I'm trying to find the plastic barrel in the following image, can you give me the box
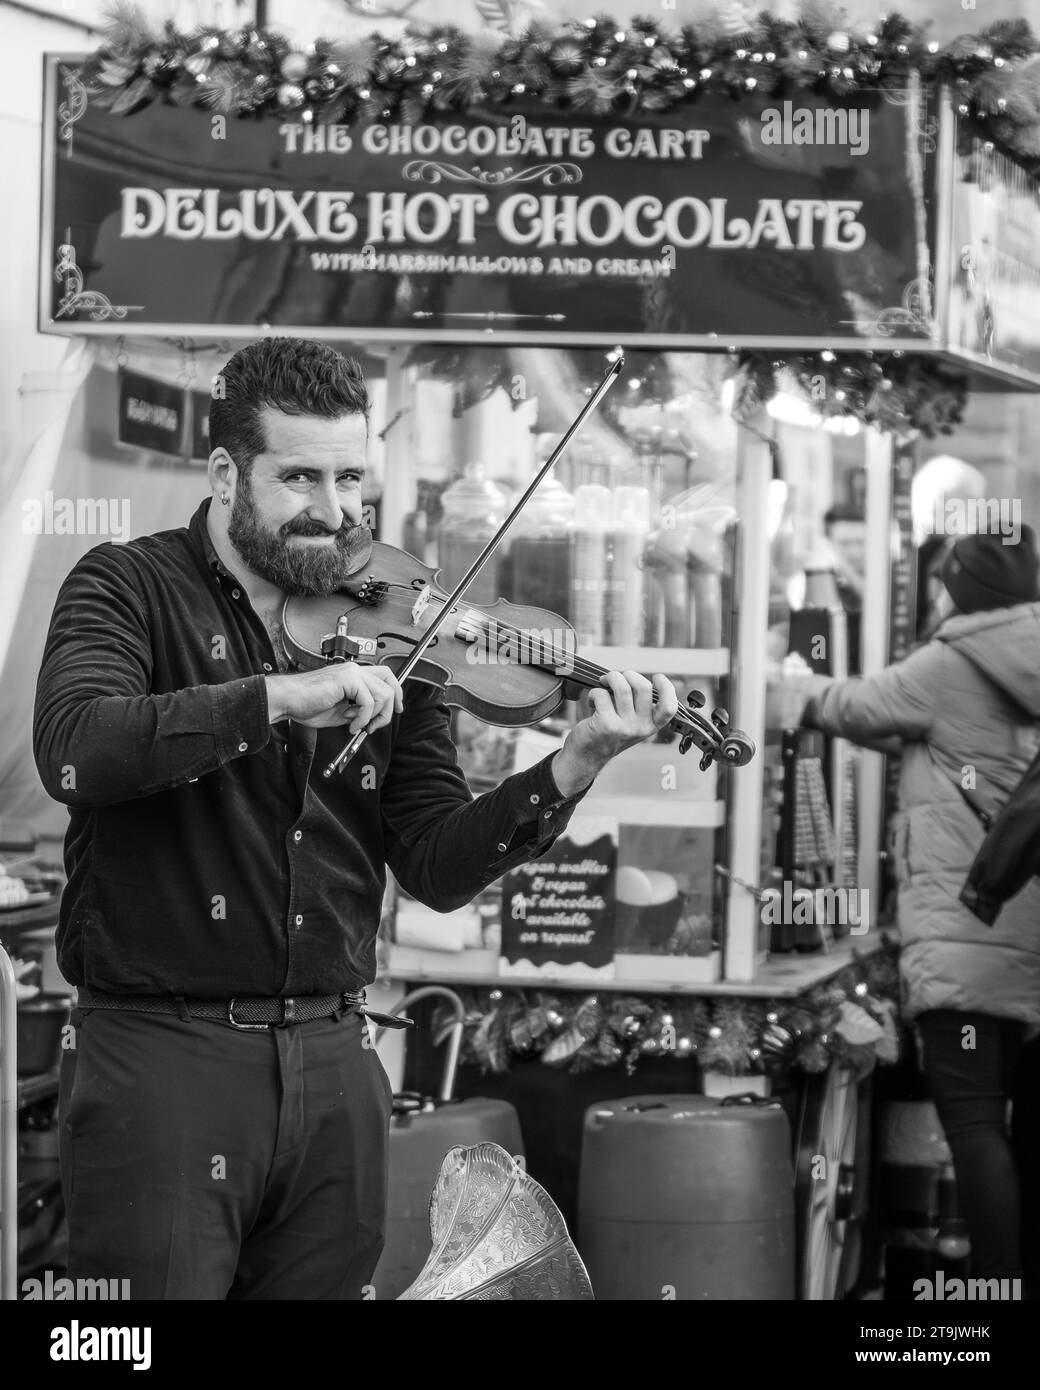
[578,1095,795,1300]
[372,1097,524,1300]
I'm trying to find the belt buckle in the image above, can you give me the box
[227,998,271,1031]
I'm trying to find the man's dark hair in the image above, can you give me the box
[209,337,370,474]
[823,503,865,531]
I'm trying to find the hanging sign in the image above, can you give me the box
[942,121,1040,387]
[191,389,212,463]
[116,368,187,455]
[500,815,617,980]
[43,56,948,351]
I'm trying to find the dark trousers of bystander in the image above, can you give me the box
[58,1004,393,1299]
[915,1009,1040,1297]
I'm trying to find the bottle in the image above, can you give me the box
[436,463,508,606]
[569,484,611,646]
[507,472,575,620]
[607,486,651,647]
[643,522,689,648]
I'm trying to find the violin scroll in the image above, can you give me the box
[720,731,757,766]
[675,687,756,768]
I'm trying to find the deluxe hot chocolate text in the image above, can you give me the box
[121,188,866,253]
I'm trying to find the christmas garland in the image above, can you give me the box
[734,349,970,438]
[81,7,1015,437]
[84,7,1040,168]
[433,933,902,1082]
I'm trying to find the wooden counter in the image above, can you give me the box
[378,933,883,999]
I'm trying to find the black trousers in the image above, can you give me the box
[916,1010,1040,1292]
[59,1005,393,1300]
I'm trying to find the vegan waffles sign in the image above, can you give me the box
[500,815,617,979]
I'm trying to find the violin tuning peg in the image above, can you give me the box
[699,750,714,772]
[686,689,706,710]
[711,707,730,731]
[678,734,695,757]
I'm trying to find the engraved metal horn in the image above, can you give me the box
[397,1142,594,1300]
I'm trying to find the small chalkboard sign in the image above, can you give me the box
[500,815,617,980]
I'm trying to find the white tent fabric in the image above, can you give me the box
[0,342,220,849]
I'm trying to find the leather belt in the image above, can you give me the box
[74,987,414,1032]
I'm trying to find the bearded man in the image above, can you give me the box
[33,337,677,1300]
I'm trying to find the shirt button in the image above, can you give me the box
[238,741,248,752]
[543,811,552,820]
[293,830,302,843]
[295,914,304,927]
[529,794,540,805]
[263,663,273,673]
[497,842,508,853]
[231,588,240,599]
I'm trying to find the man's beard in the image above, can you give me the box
[225,481,373,597]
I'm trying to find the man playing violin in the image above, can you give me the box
[33,336,679,1301]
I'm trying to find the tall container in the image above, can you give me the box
[578,1095,795,1300]
[569,485,612,646]
[506,472,575,621]
[607,487,651,647]
[436,462,508,607]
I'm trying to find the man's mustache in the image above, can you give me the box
[282,520,364,539]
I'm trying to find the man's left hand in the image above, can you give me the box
[551,671,679,798]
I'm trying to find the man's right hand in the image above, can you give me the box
[265,665,404,733]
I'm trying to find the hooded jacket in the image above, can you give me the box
[802,601,1040,1024]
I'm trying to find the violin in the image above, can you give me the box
[281,351,755,779]
[281,540,756,774]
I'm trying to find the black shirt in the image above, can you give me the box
[32,499,586,997]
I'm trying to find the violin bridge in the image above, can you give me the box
[411,584,432,626]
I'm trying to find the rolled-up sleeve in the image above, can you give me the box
[380,684,588,912]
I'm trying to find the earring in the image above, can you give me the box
[221,494,230,506]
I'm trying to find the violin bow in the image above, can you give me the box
[323,350,626,777]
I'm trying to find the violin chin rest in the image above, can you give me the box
[344,530,375,575]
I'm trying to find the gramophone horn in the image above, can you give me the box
[397,1142,594,1300]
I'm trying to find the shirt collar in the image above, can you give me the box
[189,497,234,583]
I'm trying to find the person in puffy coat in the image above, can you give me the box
[802,527,1040,1292]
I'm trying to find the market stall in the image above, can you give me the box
[7,5,1040,1301]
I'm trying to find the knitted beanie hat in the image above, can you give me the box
[941,526,1040,613]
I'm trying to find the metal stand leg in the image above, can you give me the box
[0,946,18,1300]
